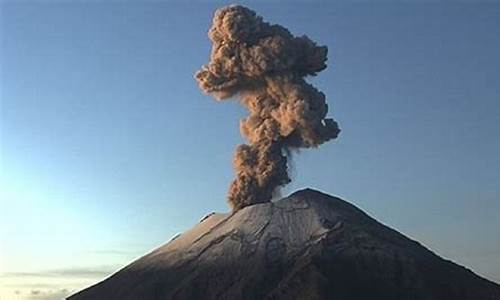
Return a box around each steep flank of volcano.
[69,189,500,300]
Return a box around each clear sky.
[1,1,499,299]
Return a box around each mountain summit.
[69,189,500,299]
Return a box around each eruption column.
[196,5,340,211]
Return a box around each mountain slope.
[69,189,500,300]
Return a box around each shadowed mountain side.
[68,189,500,300]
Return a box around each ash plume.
[195,5,340,211]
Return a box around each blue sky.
[1,1,499,298]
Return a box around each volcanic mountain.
[68,189,500,300]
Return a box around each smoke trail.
[196,5,340,211]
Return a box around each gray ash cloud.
[196,5,339,211]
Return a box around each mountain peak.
[69,190,500,300]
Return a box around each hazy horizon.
[1,1,499,299]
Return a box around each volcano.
[68,189,500,300]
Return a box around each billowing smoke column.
[196,5,340,211]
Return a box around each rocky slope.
[69,189,500,300]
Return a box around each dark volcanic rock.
[68,189,500,300]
